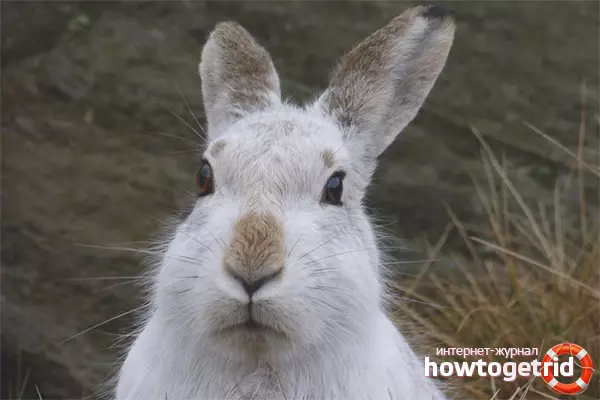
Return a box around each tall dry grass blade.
[471,126,554,259]
[578,81,588,245]
[523,122,599,175]
[471,237,600,298]
[405,223,452,294]
[35,385,43,400]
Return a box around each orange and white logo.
[541,342,594,395]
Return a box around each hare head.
[155,5,454,363]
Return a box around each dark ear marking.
[421,4,453,20]
[316,5,455,157]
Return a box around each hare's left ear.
[315,5,455,158]
[200,22,282,136]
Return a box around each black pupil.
[324,174,343,205]
[198,163,213,195]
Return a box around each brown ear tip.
[421,4,454,21]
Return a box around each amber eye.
[322,171,345,206]
[197,160,214,197]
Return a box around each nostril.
[232,271,280,297]
[241,279,262,297]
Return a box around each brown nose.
[224,212,285,295]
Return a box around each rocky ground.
[1,1,598,398]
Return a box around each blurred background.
[1,1,598,399]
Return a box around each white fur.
[115,6,454,400]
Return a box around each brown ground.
[1,1,598,398]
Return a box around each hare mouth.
[219,317,285,337]
[235,318,276,333]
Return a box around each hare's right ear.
[314,5,455,159]
[200,22,281,137]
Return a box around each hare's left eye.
[322,171,345,206]
[197,160,214,197]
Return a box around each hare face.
[154,5,455,362]
[157,107,380,360]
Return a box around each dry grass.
[393,112,599,399]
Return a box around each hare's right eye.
[197,160,214,197]
[322,171,345,206]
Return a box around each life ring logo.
[542,342,594,395]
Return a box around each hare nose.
[231,270,280,297]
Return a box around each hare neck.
[146,310,386,398]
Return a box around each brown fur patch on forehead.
[322,149,335,169]
[224,212,285,280]
[209,140,227,157]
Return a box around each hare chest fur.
[115,4,455,400]
[118,310,444,399]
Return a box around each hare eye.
[322,171,345,206]
[197,160,214,197]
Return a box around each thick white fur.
[116,5,454,400]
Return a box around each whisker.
[152,97,205,141]
[73,243,161,257]
[163,254,210,267]
[306,285,338,293]
[207,230,226,251]
[109,331,137,350]
[304,295,344,313]
[331,143,346,156]
[372,218,401,229]
[147,130,202,147]
[174,80,206,140]
[101,279,142,291]
[298,236,338,260]
[179,186,197,198]
[287,237,302,258]
[62,276,144,281]
[381,245,423,253]
[73,243,167,258]
[380,258,445,266]
[177,229,215,253]
[167,148,203,155]
[306,247,376,265]
[309,266,337,277]
[59,306,145,345]
[74,243,209,268]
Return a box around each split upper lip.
[244,318,267,330]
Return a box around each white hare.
[115,5,455,400]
